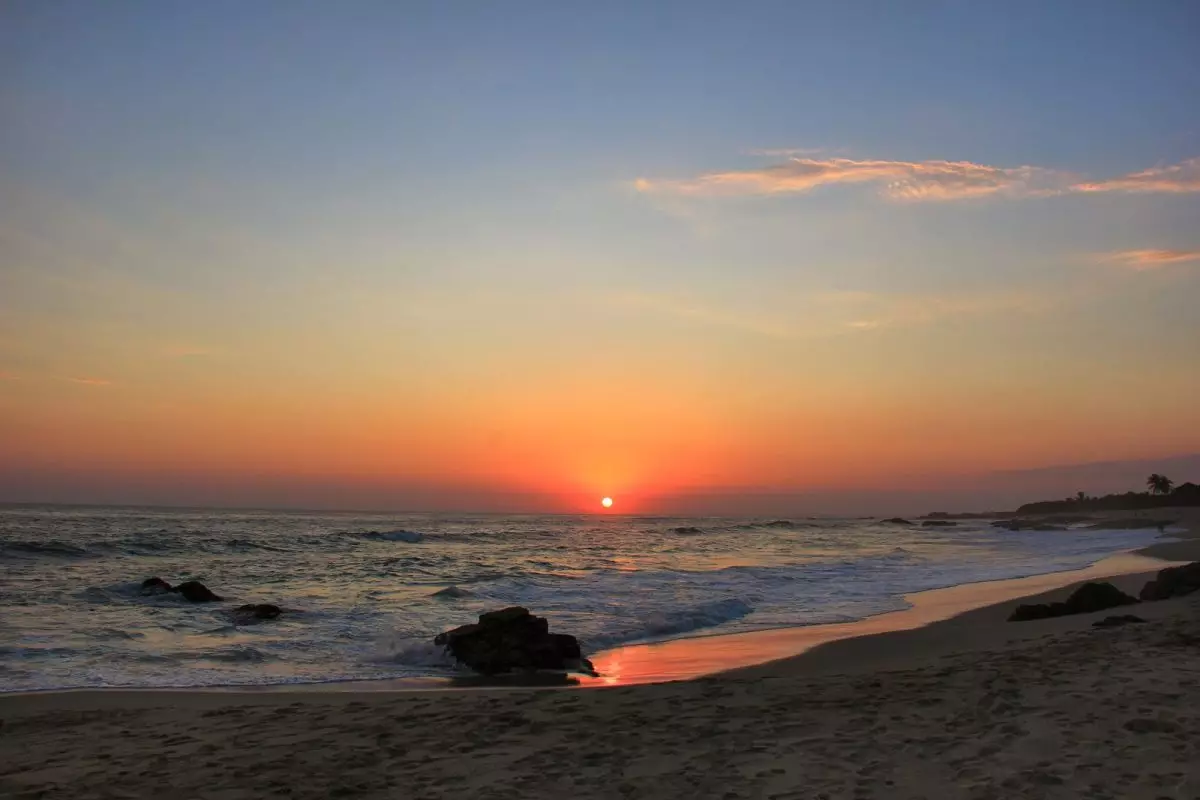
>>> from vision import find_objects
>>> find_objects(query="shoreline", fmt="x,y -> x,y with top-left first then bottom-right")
3,513 -> 1197,798
4,514 -> 1195,704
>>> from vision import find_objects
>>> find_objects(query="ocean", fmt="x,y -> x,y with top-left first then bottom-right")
0,505 -> 1165,693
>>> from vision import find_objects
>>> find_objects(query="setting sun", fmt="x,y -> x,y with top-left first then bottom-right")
601,497 -> 614,509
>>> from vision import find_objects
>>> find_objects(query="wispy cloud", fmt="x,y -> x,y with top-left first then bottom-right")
1072,158 -> 1200,194
635,154 -> 1200,203
66,377 -> 112,386
1097,249 -> 1200,270
636,156 -> 1071,202
0,371 -> 19,381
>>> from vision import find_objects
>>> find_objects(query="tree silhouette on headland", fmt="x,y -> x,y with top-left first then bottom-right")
1014,474 -> 1198,514
1146,474 -> 1174,495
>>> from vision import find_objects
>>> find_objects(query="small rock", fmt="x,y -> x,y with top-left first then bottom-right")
175,580 -> 223,603
232,603 -> 281,622
880,517 -> 912,525
140,577 -> 174,595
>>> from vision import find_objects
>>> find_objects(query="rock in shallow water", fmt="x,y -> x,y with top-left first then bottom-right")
175,580 -> 223,603
231,603 -> 282,623
434,607 -> 595,676
140,577 -> 174,595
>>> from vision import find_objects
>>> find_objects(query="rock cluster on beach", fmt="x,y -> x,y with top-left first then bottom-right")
435,606 -> 596,676
1008,581 -> 1139,621
1139,561 -> 1200,600
1009,562 -> 1200,622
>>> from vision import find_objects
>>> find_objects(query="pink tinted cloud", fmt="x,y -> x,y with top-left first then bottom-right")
1072,158 -> 1200,194
67,377 -> 113,386
1099,249 -> 1200,270
636,154 -> 1200,202
0,371 -> 19,381
636,156 -> 1070,202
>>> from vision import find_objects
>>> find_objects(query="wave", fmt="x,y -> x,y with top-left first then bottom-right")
588,598 -> 754,649
357,529 -> 424,543
1,539 -> 92,558
369,637 -> 457,670
189,645 -> 274,663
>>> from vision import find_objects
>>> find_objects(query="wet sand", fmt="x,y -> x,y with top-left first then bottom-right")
2,510 -> 1198,799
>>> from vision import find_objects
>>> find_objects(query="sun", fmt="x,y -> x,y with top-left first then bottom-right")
601,496 -> 613,509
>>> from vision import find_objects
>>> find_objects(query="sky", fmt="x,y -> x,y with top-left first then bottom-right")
1,1 -> 1198,515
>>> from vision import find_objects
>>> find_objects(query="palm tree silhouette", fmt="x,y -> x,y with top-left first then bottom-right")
1146,474 -> 1174,495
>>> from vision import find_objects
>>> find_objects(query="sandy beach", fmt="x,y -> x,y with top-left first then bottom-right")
3,511 -> 1198,799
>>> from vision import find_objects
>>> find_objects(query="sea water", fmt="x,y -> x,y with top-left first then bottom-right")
0,505 -> 1164,692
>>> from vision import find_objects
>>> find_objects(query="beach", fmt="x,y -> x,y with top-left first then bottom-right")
2,510 -> 1198,799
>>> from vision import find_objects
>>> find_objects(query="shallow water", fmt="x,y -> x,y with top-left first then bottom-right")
0,505 -> 1162,691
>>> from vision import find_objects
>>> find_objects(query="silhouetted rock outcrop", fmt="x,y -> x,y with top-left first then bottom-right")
1008,581 -> 1139,622
921,520 -> 957,527
1139,562 -> 1200,601
672,526 -> 703,534
880,518 -> 912,525
175,580 -> 222,603
435,607 -> 595,676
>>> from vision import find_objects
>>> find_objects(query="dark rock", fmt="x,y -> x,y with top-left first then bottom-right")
1008,581 -> 1138,622
175,580 -> 223,603
431,585 -> 472,600
435,606 -> 595,676
880,518 -> 912,525
672,526 -> 703,534
1139,561 -> 1200,601
1062,582 -> 1139,614
232,603 -> 281,622
921,520 -> 957,527
763,520 -> 795,528
1092,614 -> 1145,628
140,577 -> 174,595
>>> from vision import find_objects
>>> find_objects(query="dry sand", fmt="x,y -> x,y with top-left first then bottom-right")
2,510 -> 1198,799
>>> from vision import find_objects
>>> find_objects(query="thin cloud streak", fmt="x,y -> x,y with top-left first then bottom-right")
1072,158 -> 1200,194
1099,249 -> 1200,270
636,154 -> 1200,202
66,377 -> 113,386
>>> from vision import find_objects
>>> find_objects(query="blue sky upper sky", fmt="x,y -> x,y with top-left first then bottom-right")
2,1 -> 1198,512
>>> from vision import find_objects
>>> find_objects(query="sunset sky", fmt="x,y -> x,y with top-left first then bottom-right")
2,2 -> 1198,514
